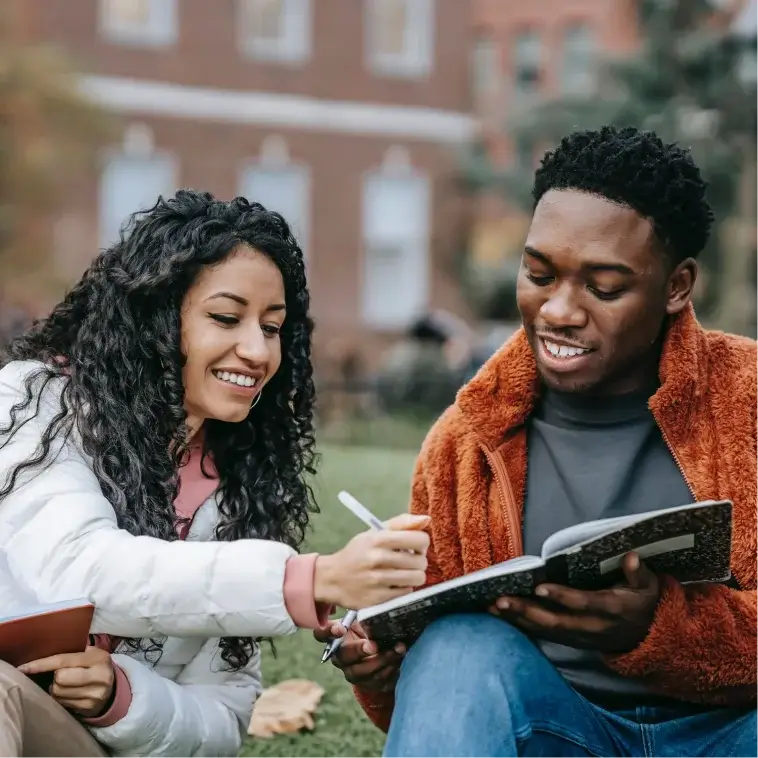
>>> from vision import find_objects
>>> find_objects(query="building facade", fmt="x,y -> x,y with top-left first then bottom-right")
467,0 -> 641,273
467,0 -> 755,277
471,0 -> 639,157
19,0 -> 477,371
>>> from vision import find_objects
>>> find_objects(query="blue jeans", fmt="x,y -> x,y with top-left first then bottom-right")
384,614 -> 756,757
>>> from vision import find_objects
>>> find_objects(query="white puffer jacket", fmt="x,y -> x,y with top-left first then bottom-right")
0,361 -> 301,756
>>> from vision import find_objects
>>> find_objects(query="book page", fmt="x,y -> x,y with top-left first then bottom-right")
541,514 -> 640,559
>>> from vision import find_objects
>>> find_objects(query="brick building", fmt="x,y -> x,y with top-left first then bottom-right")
17,0 -> 477,371
467,0 -> 641,270
471,0 -> 640,159
467,0 -> 755,273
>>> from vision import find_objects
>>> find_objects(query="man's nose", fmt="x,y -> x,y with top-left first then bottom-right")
539,285 -> 588,329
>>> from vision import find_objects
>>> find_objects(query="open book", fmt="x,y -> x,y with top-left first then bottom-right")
0,552 -> 94,668
358,499 -> 732,646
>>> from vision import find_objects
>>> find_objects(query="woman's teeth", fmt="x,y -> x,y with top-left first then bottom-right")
213,370 -> 257,388
543,340 -> 590,358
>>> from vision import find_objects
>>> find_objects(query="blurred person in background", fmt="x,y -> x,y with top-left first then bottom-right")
0,190 -> 430,757
317,127 -> 756,757
376,310 -> 475,418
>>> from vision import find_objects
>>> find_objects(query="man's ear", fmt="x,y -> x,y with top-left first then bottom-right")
665,258 -> 697,316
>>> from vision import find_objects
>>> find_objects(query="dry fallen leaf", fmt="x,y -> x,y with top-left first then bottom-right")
248,679 -> 326,739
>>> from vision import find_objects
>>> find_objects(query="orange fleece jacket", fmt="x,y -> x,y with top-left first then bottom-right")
355,304 -> 757,732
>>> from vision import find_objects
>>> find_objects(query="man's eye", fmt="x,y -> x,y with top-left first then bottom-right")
589,287 -> 624,301
210,314 -> 239,325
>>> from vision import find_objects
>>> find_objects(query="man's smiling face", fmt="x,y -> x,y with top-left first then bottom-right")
517,189 -> 695,395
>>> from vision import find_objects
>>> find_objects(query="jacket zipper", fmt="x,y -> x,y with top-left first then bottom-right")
654,414 -> 696,499
482,445 -> 524,557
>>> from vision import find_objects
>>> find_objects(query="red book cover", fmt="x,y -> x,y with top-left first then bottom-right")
0,600 -> 94,667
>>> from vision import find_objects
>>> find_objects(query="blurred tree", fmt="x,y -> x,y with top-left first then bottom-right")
463,0 -> 757,335
0,5 -> 114,312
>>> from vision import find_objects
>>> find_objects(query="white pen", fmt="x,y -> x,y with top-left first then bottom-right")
320,491 -> 385,664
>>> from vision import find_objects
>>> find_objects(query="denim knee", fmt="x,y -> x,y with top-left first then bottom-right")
399,613 -> 542,692
388,615 -> 635,758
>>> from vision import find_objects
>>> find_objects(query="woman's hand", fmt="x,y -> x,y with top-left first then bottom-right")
314,514 -> 431,609
18,646 -> 116,718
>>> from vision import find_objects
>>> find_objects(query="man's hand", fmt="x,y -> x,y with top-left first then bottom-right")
314,621 -> 405,693
489,552 -> 661,654
18,646 -> 116,718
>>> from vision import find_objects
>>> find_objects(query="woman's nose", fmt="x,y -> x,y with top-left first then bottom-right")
235,329 -> 269,364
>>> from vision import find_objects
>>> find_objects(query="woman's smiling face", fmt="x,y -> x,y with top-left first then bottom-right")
180,246 -> 286,433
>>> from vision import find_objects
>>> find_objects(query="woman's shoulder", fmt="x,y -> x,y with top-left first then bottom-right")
0,360 -> 70,422
0,359 -> 53,388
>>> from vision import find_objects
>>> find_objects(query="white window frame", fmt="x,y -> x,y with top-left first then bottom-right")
471,35 -> 500,98
238,161 -> 311,260
98,0 -> 177,47
98,150 -> 178,250
237,0 -> 311,64
366,0 -> 434,79
512,29 -> 542,99
361,169 -> 430,330
560,23 -> 596,95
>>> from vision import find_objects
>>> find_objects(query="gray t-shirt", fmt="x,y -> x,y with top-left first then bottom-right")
523,387 -> 693,708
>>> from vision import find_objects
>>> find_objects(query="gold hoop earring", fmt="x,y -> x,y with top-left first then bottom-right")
249,391 -> 262,410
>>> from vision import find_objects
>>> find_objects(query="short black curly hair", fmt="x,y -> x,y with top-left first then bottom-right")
532,125 -> 714,264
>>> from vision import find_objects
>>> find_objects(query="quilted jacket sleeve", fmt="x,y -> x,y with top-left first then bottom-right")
89,641 -> 262,757
0,361 -> 299,640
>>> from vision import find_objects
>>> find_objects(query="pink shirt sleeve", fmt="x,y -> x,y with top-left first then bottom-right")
283,553 -> 334,629
81,663 -> 132,728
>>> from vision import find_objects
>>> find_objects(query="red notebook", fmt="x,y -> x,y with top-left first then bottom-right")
0,599 -> 94,667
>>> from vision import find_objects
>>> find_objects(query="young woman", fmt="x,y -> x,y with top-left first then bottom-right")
0,190 -> 430,757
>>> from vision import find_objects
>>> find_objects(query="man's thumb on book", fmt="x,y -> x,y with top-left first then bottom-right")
384,514 -> 431,531
621,552 -> 657,590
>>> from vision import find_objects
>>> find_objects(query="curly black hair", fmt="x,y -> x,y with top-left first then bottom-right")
533,125 -> 714,264
0,189 -> 318,670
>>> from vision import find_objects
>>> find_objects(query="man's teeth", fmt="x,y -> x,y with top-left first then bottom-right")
213,370 -> 257,387
543,340 -> 590,358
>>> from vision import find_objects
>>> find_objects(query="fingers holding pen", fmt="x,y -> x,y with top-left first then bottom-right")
313,518 -> 431,609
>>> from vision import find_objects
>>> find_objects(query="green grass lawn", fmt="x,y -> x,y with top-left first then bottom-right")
239,443 -> 418,757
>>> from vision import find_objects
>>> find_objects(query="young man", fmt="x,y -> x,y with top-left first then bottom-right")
316,127 -> 757,757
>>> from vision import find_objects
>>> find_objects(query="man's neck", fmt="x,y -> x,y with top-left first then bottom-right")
539,384 -> 654,428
